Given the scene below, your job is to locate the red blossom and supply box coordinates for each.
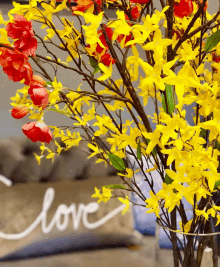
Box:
[212,52,220,72]
[125,5,141,21]
[130,0,149,4]
[28,81,49,109]
[28,80,44,94]
[212,53,220,63]
[6,14,37,57]
[22,121,53,143]
[30,88,49,109]
[95,43,108,54]
[117,34,134,48]
[174,0,194,19]
[31,75,47,86]
[0,48,33,85]
[85,26,113,62]
[86,44,116,67]
[11,104,29,119]
[100,53,116,67]
[71,0,102,15]
[97,26,113,49]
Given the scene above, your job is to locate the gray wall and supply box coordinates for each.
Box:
[0,1,217,139]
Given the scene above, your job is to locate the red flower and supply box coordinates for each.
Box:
[31,75,47,86]
[125,6,141,21]
[85,26,113,59]
[30,88,49,109]
[100,53,116,67]
[11,104,29,119]
[22,121,53,143]
[86,44,116,67]
[97,26,113,49]
[212,52,220,72]
[72,0,102,15]
[28,82,49,109]
[174,0,194,19]
[5,14,37,57]
[0,48,33,85]
[117,34,134,47]
[212,53,220,63]
[130,0,149,4]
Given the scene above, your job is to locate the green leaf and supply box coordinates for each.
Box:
[215,140,220,150]
[165,174,174,185]
[46,81,52,86]
[199,128,208,148]
[48,108,71,117]
[93,66,101,75]
[205,30,220,52]
[162,84,175,115]
[104,184,126,189]
[89,57,101,75]
[137,139,141,160]
[214,180,220,189]
[199,128,207,139]
[146,138,157,156]
[89,57,97,68]
[107,153,126,171]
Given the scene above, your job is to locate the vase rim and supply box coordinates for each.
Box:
[156,209,220,237]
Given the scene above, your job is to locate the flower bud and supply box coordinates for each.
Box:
[32,75,47,86]
[11,105,29,119]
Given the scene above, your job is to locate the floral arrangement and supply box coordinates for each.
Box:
[1,0,220,265]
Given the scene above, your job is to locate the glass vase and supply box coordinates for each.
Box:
[154,211,220,267]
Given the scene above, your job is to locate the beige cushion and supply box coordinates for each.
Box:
[9,137,56,183]
[0,137,118,183]
[47,138,118,182]
[0,138,24,179]
[0,176,143,261]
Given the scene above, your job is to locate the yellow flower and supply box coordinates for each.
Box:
[118,196,130,215]
[44,29,55,40]
[145,191,161,218]
[179,219,193,233]
[142,128,161,155]
[142,29,173,61]
[91,187,101,198]
[163,61,202,102]
[46,150,56,163]
[195,209,209,222]
[117,168,139,179]
[87,143,103,159]
[177,42,199,62]
[91,187,113,203]
[107,10,131,42]
[97,62,113,81]
[34,153,44,165]
[125,14,159,47]
[138,58,165,91]
[145,163,158,173]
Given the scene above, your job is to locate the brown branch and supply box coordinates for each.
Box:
[173,9,220,56]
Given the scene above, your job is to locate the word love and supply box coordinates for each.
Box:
[0,187,126,240]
